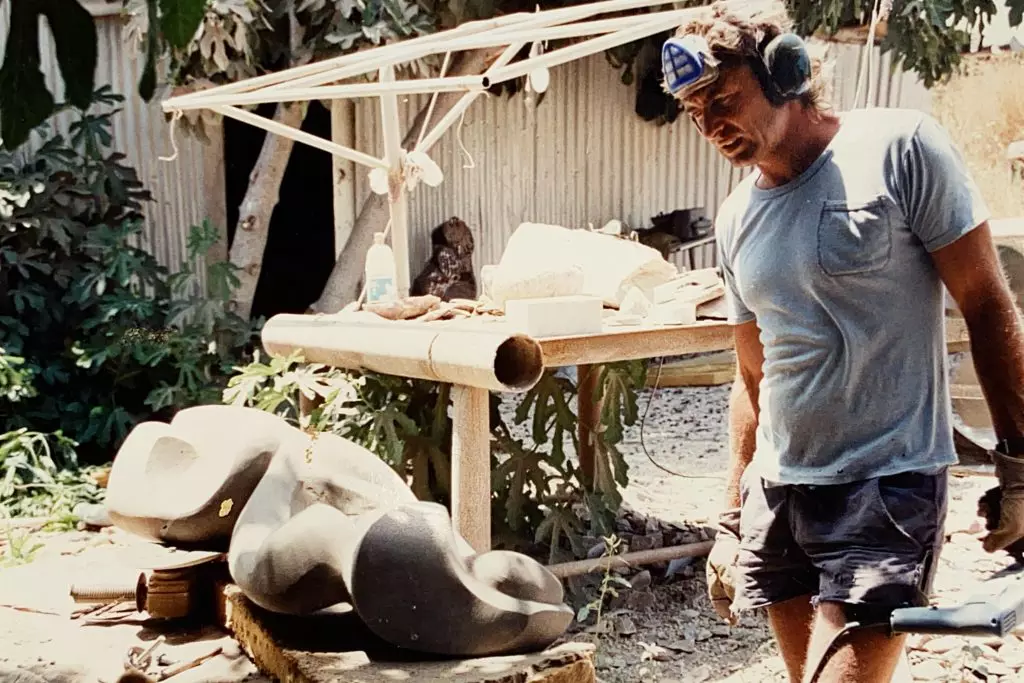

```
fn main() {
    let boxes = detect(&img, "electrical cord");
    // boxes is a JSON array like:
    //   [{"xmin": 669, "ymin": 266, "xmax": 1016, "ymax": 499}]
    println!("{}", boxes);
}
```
[
  {"xmin": 638, "ymin": 355, "xmax": 725, "ymax": 480},
  {"xmin": 804, "ymin": 622, "xmax": 891, "ymax": 683}
]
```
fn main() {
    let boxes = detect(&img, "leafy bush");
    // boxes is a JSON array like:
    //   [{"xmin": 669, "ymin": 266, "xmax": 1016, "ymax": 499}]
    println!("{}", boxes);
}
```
[
  {"xmin": 0, "ymin": 87, "xmax": 261, "ymax": 465},
  {"xmin": 224, "ymin": 352, "xmax": 647, "ymax": 560}
]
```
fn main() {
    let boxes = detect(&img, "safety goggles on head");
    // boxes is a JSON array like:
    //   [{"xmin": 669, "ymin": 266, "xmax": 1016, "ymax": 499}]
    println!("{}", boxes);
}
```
[{"xmin": 661, "ymin": 34, "xmax": 720, "ymax": 99}]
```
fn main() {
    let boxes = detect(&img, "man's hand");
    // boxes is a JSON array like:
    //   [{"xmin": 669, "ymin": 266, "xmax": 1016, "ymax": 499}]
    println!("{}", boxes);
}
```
[
  {"xmin": 982, "ymin": 450, "xmax": 1024, "ymax": 554},
  {"xmin": 707, "ymin": 508, "xmax": 742, "ymax": 625}
]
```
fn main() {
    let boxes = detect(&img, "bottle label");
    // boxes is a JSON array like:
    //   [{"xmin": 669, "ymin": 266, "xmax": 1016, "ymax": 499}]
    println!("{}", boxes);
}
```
[{"xmin": 366, "ymin": 276, "xmax": 396, "ymax": 303}]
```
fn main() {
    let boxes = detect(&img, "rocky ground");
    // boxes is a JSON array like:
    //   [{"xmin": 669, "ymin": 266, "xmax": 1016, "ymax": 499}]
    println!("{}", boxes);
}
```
[
  {"xmin": 2, "ymin": 379, "xmax": 1023, "ymax": 683},
  {"xmin": 518, "ymin": 381, "xmax": 1024, "ymax": 683}
]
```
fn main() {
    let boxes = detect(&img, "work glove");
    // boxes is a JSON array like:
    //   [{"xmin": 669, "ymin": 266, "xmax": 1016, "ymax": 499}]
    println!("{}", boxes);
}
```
[
  {"xmin": 981, "ymin": 450, "xmax": 1024, "ymax": 555},
  {"xmin": 706, "ymin": 507, "xmax": 741, "ymax": 625}
]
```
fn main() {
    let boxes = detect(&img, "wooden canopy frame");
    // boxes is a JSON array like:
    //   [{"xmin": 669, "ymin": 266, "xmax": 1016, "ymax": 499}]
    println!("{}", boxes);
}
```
[{"xmin": 160, "ymin": 0, "xmax": 766, "ymax": 294}]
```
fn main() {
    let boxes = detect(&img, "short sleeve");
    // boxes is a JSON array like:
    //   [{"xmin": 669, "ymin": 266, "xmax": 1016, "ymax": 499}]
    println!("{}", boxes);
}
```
[
  {"xmin": 716, "ymin": 222, "xmax": 755, "ymax": 325},
  {"xmin": 897, "ymin": 114, "xmax": 991, "ymax": 252}
]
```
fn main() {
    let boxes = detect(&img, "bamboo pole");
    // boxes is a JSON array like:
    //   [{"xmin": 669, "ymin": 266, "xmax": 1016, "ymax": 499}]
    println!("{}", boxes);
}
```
[
  {"xmin": 485, "ymin": 14, "xmax": 673, "ymax": 86},
  {"xmin": 412, "ymin": 9, "xmax": 694, "ymax": 54},
  {"xmin": 269, "ymin": 5, "xmax": 688, "ymax": 97},
  {"xmin": 378, "ymin": 65, "xmax": 411, "ymax": 297},
  {"xmin": 210, "ymin": 105, "xmax": 389, "ymax": 170},
  {"xmin": 260, "ymin": 314, "xmax": 545, "ymax": 392},
  {"xmin": 160, "ymin": 12, "xmax": 539, "ymax": 109},
  {"xmin": 161, "ymin": 0, "xmax": 690, "ymax": 111},
  {"xmin": 171, "ymin": 75, "xmax": 488, "ymax": 112},
  {"xmin": 415, "ymin": 42, "xmax": 525, "ymax": 153},
  {"xmin": 547, "ymin": 540, "xmax": 714, "ymax": 578}
]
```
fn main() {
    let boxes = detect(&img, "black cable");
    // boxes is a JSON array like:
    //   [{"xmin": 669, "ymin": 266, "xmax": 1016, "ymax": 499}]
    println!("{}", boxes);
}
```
[
  {"xmin": 638, "ymin": 356, "xmax": 724, "ymax": 480},
  {"xmin": 804, "ymin": 622, "xmax": 891, "ymax": 683}
]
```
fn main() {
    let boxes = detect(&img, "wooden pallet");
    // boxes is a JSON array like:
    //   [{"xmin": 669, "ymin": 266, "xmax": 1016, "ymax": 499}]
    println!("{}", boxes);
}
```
[
  {"xmin": 646, "ymin": 351, "xmax": 736, "ymax": 388},
  {"xmin": 217, "ymin": 584, "xmax": 596, "ymax": 683}
]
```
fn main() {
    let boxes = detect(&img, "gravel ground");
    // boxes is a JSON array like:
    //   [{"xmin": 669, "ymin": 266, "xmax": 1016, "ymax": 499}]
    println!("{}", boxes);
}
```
[
  {"xmin": 2, "ymin": 376, "xmax": 1022, "ymax": 683},
  {"xmin": 498, "ymin": 375, "xmax": 1024, "ymax": 683}
]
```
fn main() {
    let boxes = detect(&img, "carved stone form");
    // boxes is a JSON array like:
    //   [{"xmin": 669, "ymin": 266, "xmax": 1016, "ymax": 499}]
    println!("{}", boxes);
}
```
[{"xmin": 105, "ymin": 405, "xmax": 573, "ymax": 658}]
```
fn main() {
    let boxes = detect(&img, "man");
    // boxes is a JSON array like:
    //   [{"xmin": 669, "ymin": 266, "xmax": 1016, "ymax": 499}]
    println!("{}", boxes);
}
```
[{"xmin": 662, "ymin": 2, "xmax": 1024, "ymax": 682}]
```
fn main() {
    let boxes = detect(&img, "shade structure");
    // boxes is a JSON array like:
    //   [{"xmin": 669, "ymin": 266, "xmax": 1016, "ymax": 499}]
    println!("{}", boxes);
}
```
[{"xmin": 159, "ymin": 0, "xmax": 775, "ymax": 297}]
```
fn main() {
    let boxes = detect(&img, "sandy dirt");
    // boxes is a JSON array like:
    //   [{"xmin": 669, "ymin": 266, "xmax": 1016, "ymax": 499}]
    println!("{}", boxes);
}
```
[{"xmin": 2, "ymin": 378, "xmax": 1022, "ymax": 682}]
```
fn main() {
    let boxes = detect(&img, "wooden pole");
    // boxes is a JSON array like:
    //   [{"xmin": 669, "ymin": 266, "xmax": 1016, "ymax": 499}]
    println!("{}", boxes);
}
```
[
  {"xmin": 451, "ymin": 385, "xmax": 491, "ymax": 553},
  {"xmin": 546, "ymin": 540, "xmax": 714, "ymax": 578},
  {"xmin": 379, "ymin": 65, "xmax": 412, "ymax": 297},
  {"xmin": 576, "ymin": 364, "xmax": 601, "ymax": 489}
]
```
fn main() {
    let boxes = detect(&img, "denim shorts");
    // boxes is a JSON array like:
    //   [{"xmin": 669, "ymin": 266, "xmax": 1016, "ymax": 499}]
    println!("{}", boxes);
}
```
[{"xmin": 732, "ymin": 467, "xmax": 948, "ymax": 618}]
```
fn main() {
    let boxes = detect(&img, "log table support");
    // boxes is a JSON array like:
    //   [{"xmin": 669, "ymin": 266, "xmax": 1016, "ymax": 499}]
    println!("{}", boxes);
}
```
[
  {"xmin": 576, "ymin": 364, "xmax": 602, "ymax": 489},
  {"xmin": 451, "ymin": 385, "xmax": 491, "ymax": 552}
]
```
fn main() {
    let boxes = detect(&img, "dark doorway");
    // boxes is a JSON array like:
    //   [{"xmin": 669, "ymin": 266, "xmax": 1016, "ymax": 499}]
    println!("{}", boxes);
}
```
[{"xmin": 223, "ymin": 100, "xmax": 337, "ymax": 321}]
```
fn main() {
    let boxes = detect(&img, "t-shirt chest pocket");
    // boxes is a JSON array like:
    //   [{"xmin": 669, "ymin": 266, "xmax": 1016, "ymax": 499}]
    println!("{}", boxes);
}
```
[{"xmin": 817, "ymin": 197, "xmax": 892, "ymax": 276}]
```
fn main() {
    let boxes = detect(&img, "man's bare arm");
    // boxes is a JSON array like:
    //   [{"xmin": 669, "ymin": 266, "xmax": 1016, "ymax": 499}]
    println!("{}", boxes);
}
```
[
  {"xmin": 726, "ymin": 320, "xmax": 765, "ymax": 509},
  {"xmin": 931, "ymin": 222, "xmax": 1024, "ymax": 442}
]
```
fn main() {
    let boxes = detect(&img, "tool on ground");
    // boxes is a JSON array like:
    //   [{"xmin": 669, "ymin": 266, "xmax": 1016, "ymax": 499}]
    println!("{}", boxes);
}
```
[{"xmin": 806, "ymin": 582, "xmax": 1024, "ymax": 683}]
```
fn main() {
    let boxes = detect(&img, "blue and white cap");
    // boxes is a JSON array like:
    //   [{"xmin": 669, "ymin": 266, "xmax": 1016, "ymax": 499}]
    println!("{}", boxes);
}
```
[{"xmin": 661, "ymin": 34, "xmax": 720, "ymax": 98}]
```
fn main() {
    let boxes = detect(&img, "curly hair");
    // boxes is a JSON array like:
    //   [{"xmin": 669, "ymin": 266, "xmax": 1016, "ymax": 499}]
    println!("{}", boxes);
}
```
[{"xmin": 671, "ymin": 0, "xmax": 831, "ymax": 114}]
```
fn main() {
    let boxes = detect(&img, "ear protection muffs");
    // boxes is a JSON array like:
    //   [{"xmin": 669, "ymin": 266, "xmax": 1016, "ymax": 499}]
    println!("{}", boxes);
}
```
[
  {"xmin": 752, "ymin": 32, "xmax": 812, "ymax": 106},
  {"xmin": 662, "ymin": 31, "xmax": 812, "ymax": 106}
]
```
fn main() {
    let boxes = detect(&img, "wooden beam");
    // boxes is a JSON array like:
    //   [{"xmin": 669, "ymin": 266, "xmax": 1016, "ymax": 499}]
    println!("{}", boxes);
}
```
[
  {"xmin": 218, "ymin": 584, "xmax": 597, "ymax": 683},
  {"xmin": 450, "ymin": 385, "xmax": 491, "ymax": 553}
]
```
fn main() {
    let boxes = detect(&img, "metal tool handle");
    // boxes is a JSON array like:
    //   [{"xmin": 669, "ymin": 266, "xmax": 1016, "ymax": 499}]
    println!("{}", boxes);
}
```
[{"xmin": 889, "ymin": 585, "xmax": 1024, "ymax": 638}]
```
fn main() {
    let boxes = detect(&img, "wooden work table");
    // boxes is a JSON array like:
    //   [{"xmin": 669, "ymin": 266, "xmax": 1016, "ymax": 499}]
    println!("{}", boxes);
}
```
[{"xmin": 264, "ymin": 310, "xmax": 734, "ymax": 554}]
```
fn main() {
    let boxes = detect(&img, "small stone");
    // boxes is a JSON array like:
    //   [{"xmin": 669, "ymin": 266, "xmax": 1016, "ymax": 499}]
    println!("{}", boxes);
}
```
[
  {"xmin": 626, "ymin": 591, "xmax": 657, "ymax": 611},
  {"xmin": 688, "ymin": 664, "xmax": 712, "ymax": 682},
  {"xmin": 666, "ymin": 557, "xmax": 695, "ymax": 578},
  {"xmin": 587, "ymin": 542, "xmax": 606, "ymax": 559},
  {"xmin": 664, "ymin": 639, "xmax": 696, "ymax": 653},
  {"xmin": 615, "ymin": 616, "xmax": 638, "ymax": 637},
  {"xmin": 971, "ymin": 659, "xmax": 1013, "ymax": 677},
  {"xmin": 681, "ymin": 609, "xmax": 700, "ymax": 620},
  {"xmin": 630, "ymin": 534, "xmax": 658, "ymax": 552},
  {"xmin": 922, "ymin": 635, "xmax": 965, "ymax": 654},
  {"xmin": 911, "ymin": 659, "xmax": 949, "ymax": 680},
  {"xmin": 631, "ymin": 570, "xmax": 653, "ymax": 591},
  {"xmin": 638, "ymin": 667, "xmax": 651, "ymax": 678},
  {"xmin": 711, "ymin": 625, "xmax": 731, "ymax": 637},
  {"xmin": 695, "ymin": 628, "xmax": 712, "ymax": 642},
  {"xmin": 907, "ymin": 634, "xmax": 932, "ymax": 651},
  {"xmin": 639, "ymin": 642, "xmax": 674, "ymax": 662}
]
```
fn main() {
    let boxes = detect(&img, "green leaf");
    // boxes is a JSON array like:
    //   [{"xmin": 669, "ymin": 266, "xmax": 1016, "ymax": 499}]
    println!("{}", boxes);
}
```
[
  {"xmin": 39, "ymin": 0, "xmax": 98, "ymax": 110},
  {"xmin": 1010, "ymin": 0, "xmax": 1024, "ymax": 27},
  {"xmin": 0, "ymin": 1, "xmax": 56, "ymax": 149},
  {"xmin": 159, "ymin": 0, "xmax": 207, "ymax": 50}
]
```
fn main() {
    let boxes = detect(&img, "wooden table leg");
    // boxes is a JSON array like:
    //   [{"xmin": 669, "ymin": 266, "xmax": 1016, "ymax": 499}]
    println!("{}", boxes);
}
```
[
  {"xmin": 577, "ymin": 364, "xmax": 601, "ymax": 490},
  {"xmin": 450, "ymin": 384, "xmax": 491, "ymax": 553}
]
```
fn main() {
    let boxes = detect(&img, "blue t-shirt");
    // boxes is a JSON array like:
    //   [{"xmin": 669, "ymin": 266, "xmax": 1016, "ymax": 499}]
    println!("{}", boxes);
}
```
[{"xmin": 716, "ymin": 108, "xmax": 991, "ymax": 486}]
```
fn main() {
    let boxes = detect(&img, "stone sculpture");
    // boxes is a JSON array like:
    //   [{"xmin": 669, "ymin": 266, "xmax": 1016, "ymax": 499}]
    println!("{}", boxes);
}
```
[{"xmin": 105, "ymin": 405, "xmax": 573, "ymax": 657}]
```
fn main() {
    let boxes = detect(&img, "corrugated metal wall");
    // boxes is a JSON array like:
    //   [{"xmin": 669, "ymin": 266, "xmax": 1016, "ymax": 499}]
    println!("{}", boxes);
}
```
[
  {"xmin": 353, "ymin": 41, "xmax": 932, "ymax": 275},
  {"xmin": 0, "ymin": 5, "xmax": 208, "ymax": 276}
]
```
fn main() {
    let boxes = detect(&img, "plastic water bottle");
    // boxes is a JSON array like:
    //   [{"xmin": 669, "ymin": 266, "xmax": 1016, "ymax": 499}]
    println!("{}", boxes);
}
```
[{"xmin": 364, "ymin": 232, "xmax": 398, "ymax": 304}]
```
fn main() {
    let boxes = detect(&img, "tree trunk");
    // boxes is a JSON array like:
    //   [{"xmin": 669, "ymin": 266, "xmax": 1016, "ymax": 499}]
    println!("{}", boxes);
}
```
[
  {"xmin": 310, "ymin": 47, "xmax": 498, "ymax": 314},
  {"xmin": 229, "ymin": 101, "xmax": 307, "ymax": 320}
]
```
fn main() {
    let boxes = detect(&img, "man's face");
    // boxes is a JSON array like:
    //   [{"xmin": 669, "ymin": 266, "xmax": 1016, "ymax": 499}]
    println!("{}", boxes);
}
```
[{"xmin": 680, "ymin": 62, "xmax": 786, "ymax": 167}]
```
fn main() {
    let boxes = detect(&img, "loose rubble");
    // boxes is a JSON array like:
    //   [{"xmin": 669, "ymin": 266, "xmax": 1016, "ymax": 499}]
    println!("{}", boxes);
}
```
[{"xmin": 505, "ymin": 382, "xmax": 1024, "ymax": 682}]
